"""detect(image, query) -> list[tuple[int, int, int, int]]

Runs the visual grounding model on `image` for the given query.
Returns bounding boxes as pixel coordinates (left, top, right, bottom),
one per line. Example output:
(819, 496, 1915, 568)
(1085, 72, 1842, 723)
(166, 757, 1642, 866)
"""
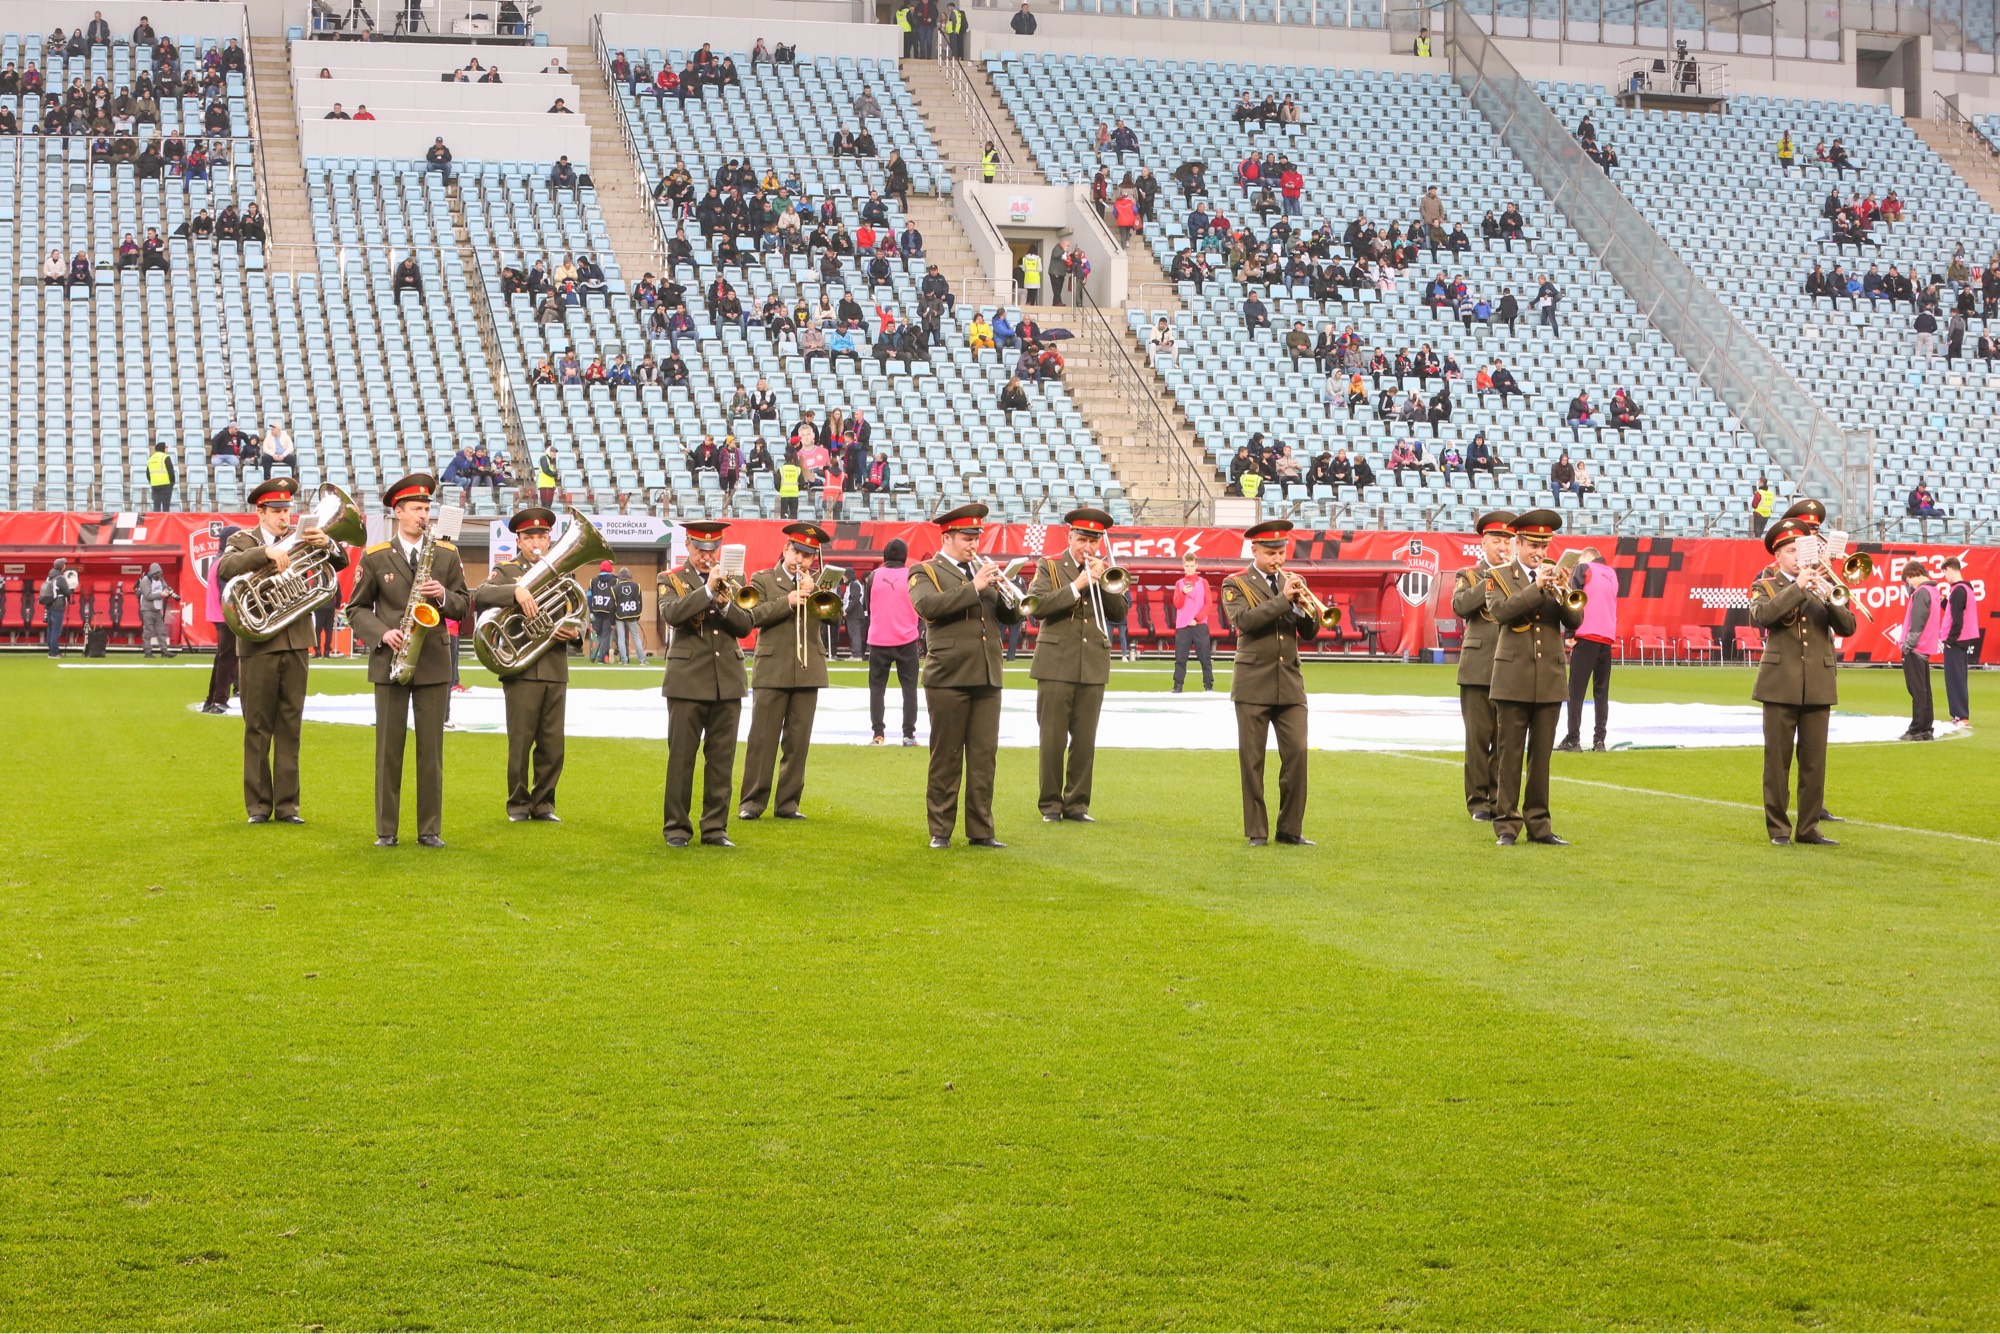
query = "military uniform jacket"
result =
(1451, 560, 1499, 688)
(1026, 552, 1129, 685)
(1750, 575, 1855, 707)
(471, 559, 573, 684)
(1485, 562, 1585, 704)
(215, 526, 350, 657)
(909, 555, 1023, 689)
(345, 538, 470, 686)
(658, 561, 753, 700)
(1222, 567, 1319, 706)
(746, 566, 829, 689)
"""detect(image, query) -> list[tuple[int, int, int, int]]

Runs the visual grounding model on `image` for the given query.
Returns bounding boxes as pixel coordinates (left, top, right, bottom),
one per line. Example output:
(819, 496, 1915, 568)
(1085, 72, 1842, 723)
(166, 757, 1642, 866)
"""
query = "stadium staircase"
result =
(1908, 112, 2000, 214)
(902, 54, 1217, 519)
(248, 36, 313, 272)
(573, 75, 670, 280)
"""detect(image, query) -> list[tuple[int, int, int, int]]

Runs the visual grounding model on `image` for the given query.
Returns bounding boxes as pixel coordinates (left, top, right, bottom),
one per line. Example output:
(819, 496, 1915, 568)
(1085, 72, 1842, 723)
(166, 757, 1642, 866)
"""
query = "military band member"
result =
(1750, 517, 1855, 846)
(471, 507, 579, 822)
(1751, 497, 1845, 826)
(214, 476, 349, 824)
(659, 520, 755, 847)
(1220, 518, 1320, 846)
(1026, 507, 1127, 823)
(738, 522, 832, 821)
(1485, 508, 1584, 847)
(1452, 509, 1515, 823)
(909, 503, 1022, 848)
(344, 474, 470, 847)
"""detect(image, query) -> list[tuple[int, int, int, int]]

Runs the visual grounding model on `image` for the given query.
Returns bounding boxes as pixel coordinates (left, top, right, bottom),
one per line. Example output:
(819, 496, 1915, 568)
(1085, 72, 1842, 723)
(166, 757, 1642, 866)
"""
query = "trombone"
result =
(1276, 565, 1342, 630)
(1804, 549, 1875, 621)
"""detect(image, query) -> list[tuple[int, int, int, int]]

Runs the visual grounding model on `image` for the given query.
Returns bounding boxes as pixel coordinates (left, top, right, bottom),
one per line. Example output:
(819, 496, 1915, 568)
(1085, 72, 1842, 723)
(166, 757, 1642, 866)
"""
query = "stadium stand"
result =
(1560, 85, 2000, 531)
(585, 37, 1126, 522)
(987, 53, 1757, 533)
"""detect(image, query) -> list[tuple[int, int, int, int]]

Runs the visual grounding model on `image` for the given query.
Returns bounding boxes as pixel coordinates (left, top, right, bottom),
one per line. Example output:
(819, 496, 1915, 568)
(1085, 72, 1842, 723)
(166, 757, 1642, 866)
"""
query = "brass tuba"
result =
(472, 508, 615, 677)
(223, 482, 366, 642)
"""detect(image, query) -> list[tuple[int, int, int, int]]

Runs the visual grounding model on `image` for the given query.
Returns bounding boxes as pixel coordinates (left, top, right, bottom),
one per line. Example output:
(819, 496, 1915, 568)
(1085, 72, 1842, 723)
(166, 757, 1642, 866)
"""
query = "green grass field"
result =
(3, 654, 1997, 1330)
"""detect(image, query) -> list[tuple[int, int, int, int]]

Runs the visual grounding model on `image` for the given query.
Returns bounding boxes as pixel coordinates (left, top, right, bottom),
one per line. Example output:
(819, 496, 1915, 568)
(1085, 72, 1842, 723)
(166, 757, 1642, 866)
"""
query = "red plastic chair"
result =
(1680, 623, 1720, 664)
(1732, 624, 1766, 662)
(1629, 623, 1675, 664)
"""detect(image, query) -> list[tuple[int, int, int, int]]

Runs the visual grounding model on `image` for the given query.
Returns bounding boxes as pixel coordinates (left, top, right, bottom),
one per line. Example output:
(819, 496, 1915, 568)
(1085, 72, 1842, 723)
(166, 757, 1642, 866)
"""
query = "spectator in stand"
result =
(1550, 449, 1583, 503)
(1497, 287, 1520, 331)
(1573, 457, 1596, 496)
(550, 156, 578, 194)
(1148, 316, 1177, 363)
(392, 256, 423, 295)
(1907, 479, 1945, 518)
(1011, 1, 1038, 34)
(255, 421, 295, 482)
(1607, 388, 1642, 436)
(425, 136, 453, 181)
(1243, 290, 1270, 333)
(1940, 557, 1980, 726)
(1467, 432, 1501, 481)
(1000, 375, 1030, 425)
(323, 102, 350, 120)
(1829, 138, 1854, 176)
(1565, 391, 1597, 444)
(1914, 306, 1938, 360)
(1490, 359, 1523, 406)
(1536, 274, 1562, 331)
(1558, 549, 1620, 752)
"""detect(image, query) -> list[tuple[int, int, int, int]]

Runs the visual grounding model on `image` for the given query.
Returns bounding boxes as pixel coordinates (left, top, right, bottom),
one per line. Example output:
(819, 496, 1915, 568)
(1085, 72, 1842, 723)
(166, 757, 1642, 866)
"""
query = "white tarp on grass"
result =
(295, 687, 1941, 752)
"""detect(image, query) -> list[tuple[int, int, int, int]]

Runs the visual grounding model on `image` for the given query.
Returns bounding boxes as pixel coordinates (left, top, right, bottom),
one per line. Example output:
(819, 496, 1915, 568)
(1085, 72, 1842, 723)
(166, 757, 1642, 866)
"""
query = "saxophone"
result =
(387, 521, 442, 685)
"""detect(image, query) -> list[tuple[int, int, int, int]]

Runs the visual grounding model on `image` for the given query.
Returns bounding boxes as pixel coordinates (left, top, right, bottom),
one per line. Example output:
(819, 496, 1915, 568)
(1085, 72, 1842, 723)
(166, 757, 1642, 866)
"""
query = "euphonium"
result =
(809, 566, 849, 621)
(222, 482, 365, 641)
(471, 508, 614, 677)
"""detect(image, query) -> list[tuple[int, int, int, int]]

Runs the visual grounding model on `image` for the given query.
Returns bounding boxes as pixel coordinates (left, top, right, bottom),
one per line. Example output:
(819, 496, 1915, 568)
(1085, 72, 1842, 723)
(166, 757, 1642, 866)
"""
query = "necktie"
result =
(959, 561, 974, 581)
(1267, 573, 1280, 595)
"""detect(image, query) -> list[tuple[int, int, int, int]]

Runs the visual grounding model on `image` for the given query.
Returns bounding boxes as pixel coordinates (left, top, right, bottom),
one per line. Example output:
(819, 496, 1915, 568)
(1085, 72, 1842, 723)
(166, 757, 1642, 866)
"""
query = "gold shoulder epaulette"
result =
(366, 540, 392, 553)
(916, 563, 942, 590)
(435, 540, 456, 550)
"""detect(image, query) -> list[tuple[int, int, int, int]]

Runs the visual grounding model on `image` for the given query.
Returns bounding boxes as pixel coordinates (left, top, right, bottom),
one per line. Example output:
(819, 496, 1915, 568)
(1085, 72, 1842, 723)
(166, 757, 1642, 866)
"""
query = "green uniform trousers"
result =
(374, 681, 449, 839)
(664, 697, 740, 842)
(503, 679, 566, 819)
(239, 648, 307, 819)
(1036, 679, 1104, 819)
(1762, 702, 1830, 841)
(739, 686, 818, 817)
(1235, 701, 1309, 841)
(1492, 699, 1559, 841)
(1460, 684, 1498, 817)
(926, 685, 1001, 841)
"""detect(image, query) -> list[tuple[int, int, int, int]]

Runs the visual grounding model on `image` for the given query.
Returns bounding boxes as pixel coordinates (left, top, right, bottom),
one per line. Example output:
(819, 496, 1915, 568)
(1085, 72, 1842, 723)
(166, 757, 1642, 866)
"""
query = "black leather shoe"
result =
(665, 835, 690, 847)
(1591, 741, 1607, 752)
(1247, 836, 1269, 847)
(1529, 833, 1570, 846)
(375, 836, 398, 847)
(1275, 833, 1316, 846)
(775, 811, 807, 820)
(1770, 835, 1792, 846)
(508, 814, 532, 822)
(929, 836, 951, 849)
(1820, 811, 1845, 823)
(417, 835, 447, 848)
(1471, 810, 1495, 822)
(1065, 813, 1096, 823)
(274, 814, 305, 825)
(1555, 738, 1582, 752)
(246, 813, 271, 824)
(532, 813, 562, 822)
(737, 808, 761, 820)
(701, 836, 736, 848)
(1042, 814, 1061, 822)
(968, 837, 1007, 848)
(1796, 833, 1840, 846)
(1495, 833, 1518, 846)
(200, 703, 228, 715)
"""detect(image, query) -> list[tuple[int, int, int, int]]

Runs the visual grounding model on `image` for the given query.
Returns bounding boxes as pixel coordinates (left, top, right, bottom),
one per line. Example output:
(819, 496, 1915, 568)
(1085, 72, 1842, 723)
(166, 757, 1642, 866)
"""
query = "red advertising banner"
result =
(1, 512, 1990, 662)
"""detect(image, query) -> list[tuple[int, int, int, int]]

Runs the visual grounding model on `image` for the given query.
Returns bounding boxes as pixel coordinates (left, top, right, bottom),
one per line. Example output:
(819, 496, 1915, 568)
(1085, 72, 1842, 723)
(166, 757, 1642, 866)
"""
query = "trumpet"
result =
(979, 557, 1032, 608)
(718, 543, 761, 610)
(1542, 550, 1588, 612)
(1278, 566, 1342, 630)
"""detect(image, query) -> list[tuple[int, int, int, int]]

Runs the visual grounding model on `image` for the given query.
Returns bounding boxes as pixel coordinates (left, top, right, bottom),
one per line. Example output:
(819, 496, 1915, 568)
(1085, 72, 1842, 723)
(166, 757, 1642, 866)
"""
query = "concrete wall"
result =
(295, 78, 578, 111)
(958, 181, 1129, 305)
(299, 115, 590, 159)
(598, 8, 897, 59)
(0, 0, 248, 40)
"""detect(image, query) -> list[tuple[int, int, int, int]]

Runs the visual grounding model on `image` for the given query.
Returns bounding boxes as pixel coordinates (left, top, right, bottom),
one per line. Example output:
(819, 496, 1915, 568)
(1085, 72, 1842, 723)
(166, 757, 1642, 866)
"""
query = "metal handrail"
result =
(1075, 282, 1213, 523)
(590, 13, 673, 279)
(1443, 0, 1874, 530)
(1932, 90, 2000, 197)
(937, 46, 1014, 170)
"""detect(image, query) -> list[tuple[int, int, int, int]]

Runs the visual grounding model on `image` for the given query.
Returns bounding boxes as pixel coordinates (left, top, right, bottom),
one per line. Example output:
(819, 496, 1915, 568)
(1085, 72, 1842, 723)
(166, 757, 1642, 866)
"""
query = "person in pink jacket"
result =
(1558, 549, 1621, 751)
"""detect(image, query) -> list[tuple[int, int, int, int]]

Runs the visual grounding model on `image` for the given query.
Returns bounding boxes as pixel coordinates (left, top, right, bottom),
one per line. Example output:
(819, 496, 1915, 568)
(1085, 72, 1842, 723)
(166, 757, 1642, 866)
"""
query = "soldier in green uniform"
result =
(909, 503, 1022, 848)
(214, 476, 349, 824)
(1026, 507, 1126, 823)
(471, 507, 580, 822)
(739, 522, 832, 822)
(344, 474, 470, 848)
(1451, 509, 1514, 823)
(1220, 518, 1321, 847)
(1749, 497, 1845, 826)
(659, 519, 755, 847)
(1750, 517, 1855, 846)
(1484, 508, 1585, 847)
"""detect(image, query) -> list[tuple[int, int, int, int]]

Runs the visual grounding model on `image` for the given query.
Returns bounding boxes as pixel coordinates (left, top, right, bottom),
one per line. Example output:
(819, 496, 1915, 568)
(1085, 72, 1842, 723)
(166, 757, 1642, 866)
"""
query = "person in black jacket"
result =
(586, 562, 620, 663)
(1011, 1, 1037, 33)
